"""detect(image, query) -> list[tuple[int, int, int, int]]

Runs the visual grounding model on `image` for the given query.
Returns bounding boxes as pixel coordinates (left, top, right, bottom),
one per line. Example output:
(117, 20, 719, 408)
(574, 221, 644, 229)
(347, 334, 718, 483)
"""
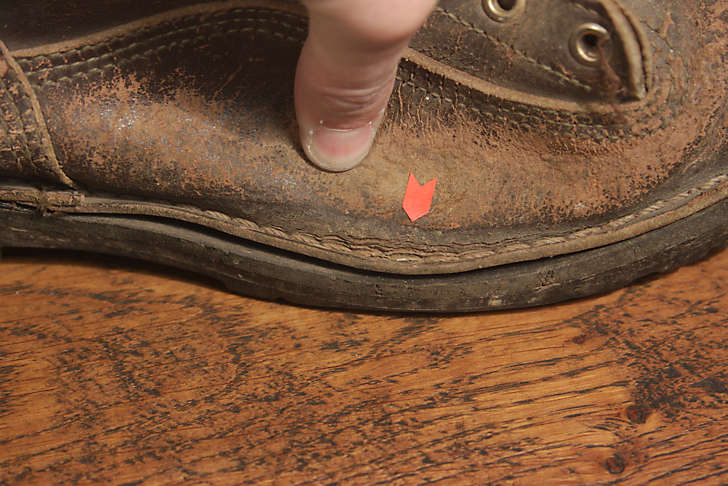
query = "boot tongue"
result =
(412, 0, 649, 103)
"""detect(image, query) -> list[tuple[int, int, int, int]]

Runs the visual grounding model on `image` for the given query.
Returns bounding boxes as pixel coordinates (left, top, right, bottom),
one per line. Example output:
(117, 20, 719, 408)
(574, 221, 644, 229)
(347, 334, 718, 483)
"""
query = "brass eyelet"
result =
(482, 0, 526, 22)
(569, 23, 611, 66)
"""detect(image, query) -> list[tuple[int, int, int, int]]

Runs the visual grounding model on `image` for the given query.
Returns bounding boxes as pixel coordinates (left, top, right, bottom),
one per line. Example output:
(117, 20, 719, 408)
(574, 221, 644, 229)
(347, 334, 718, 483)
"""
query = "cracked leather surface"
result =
(0, 0, 726, 274)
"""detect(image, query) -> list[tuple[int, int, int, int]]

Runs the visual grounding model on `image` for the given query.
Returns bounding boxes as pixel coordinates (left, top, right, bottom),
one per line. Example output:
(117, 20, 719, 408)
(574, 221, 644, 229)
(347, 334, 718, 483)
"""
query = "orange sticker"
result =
(402, 173, 437, 222)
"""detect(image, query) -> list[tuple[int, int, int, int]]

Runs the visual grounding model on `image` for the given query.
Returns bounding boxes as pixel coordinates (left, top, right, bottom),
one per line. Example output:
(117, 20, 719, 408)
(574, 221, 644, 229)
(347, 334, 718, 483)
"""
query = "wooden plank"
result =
(0, 248, 726, 485)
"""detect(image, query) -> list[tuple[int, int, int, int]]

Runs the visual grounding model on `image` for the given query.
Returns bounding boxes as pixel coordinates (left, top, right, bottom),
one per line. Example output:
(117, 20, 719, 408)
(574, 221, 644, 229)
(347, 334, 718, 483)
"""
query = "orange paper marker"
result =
(402, 173, 437, 222)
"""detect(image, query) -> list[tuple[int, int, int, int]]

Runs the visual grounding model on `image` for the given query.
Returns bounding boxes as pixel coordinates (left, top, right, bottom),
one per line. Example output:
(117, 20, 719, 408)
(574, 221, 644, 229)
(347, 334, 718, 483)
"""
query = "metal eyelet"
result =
(569, 23, 611, 66)
(482, 0, 526, 22)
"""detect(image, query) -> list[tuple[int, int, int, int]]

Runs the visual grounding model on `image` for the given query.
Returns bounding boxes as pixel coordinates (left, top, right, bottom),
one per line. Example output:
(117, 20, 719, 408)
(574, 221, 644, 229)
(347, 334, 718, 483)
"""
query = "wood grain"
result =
(0, 247, 727, 485)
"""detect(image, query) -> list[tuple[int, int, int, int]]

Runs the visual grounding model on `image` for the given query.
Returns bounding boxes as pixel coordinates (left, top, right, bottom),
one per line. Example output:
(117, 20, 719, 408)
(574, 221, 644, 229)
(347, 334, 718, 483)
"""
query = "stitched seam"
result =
(0, 69, 47, 175)
(27, 28, 673, 139)
(134, 171, 728, 258)
(13, 172, 725, 263)
(20, 5, 673, 135)
(394, 62, 676, 139)
(2, 45, 77, 186)
(20, 10, 305, 76)
(434, 6, 592, 91)
(397, 19, 679, 139)
(26, 26, 302, 88)
(395, 78, 621, 134)
(430, 2, 676, 125)
(0, 77, 32, 165)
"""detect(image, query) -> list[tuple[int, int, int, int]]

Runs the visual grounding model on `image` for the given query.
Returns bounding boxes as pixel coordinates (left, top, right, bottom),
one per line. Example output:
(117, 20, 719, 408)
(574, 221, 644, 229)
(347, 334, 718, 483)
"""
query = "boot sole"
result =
(1, 188, 726, 312)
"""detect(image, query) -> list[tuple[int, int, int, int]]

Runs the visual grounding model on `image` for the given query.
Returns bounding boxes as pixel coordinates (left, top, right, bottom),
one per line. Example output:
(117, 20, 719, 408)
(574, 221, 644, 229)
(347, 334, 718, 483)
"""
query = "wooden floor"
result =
(1, 246, 727, 485)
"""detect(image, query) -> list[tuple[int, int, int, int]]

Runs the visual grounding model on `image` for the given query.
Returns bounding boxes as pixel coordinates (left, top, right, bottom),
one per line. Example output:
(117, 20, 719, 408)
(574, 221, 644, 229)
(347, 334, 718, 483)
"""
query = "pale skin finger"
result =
(295, 0, 437, 171)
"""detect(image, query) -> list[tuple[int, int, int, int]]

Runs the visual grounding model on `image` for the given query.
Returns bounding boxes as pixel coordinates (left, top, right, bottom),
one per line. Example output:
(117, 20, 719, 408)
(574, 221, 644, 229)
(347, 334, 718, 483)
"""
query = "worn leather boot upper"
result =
(1, 0, 726, 274)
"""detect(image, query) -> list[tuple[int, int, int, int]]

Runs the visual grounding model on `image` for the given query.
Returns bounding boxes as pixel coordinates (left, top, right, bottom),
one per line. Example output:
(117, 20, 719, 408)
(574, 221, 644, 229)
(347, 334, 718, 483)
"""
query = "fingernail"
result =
(301, 119, 378, 172)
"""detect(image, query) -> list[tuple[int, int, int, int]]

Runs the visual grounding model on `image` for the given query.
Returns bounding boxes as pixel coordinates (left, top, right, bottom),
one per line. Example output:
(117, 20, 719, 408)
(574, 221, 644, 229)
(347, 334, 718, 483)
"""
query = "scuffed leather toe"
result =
(0, 0, 726, 310)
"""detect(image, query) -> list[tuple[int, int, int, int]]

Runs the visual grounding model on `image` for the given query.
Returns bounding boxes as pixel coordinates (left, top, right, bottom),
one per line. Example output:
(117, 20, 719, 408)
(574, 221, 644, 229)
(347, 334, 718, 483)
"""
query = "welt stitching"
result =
(26, 172, 727, 262)
(23, 13, 306, 77)
(433, 7, 592, 91)
(200, 170, 725, 257)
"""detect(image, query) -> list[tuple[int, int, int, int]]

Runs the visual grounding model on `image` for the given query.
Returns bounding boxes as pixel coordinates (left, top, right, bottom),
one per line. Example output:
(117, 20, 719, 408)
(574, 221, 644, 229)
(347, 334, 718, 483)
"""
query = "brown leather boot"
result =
(1, 0, 726, 312)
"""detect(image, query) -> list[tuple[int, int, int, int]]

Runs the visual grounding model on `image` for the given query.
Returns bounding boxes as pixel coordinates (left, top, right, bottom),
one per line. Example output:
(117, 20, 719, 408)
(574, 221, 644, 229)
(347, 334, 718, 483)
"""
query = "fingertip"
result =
(299, 119, 376, 172)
